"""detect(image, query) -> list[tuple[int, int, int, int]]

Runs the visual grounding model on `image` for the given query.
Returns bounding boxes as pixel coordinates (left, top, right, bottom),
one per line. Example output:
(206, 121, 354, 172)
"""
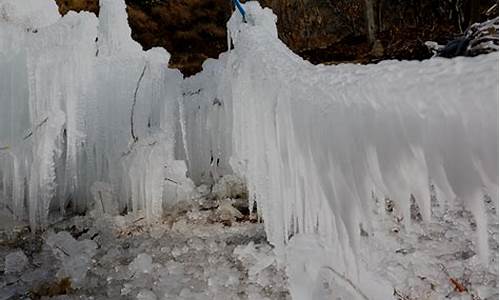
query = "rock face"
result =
(55, 0, 496, 75)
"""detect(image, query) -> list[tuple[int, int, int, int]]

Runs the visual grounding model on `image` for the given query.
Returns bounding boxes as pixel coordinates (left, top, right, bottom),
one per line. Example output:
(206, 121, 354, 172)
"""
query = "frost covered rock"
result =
(211, 175, 247, 200)
(428, 17, 499, 58)
(4, 250, 28, 274)
(216, 200, 244, 223)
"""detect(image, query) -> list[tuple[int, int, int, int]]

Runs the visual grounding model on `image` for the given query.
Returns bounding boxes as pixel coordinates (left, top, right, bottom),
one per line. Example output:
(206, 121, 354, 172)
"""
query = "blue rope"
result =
(232, 0, 246, 22)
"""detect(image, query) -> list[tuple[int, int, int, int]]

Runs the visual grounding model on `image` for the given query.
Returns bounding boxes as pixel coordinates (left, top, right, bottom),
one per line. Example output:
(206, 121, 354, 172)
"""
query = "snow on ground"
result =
(0, 186, 497, 299)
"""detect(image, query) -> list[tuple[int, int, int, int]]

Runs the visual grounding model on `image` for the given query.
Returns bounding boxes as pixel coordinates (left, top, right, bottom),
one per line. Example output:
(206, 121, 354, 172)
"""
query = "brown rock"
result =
(369, 39, 384, 58)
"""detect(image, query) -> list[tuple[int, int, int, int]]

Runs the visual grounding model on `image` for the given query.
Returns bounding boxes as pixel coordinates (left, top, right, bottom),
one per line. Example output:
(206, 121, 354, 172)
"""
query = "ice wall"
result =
(216, 2, 498, 298)
(181, 57, 233, 185)
(0, 0, 192, 228)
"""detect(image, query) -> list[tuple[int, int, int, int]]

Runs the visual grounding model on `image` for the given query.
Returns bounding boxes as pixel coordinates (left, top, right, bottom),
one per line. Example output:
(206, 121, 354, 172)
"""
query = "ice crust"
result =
(0, 0, 497, 299)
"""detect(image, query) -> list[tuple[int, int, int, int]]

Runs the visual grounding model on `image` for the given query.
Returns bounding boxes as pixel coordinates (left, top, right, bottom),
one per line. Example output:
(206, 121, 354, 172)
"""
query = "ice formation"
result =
(0, 0, 192, 228)
(215, 3, 498, 298)
(181, 57, 233, 185)
(0, 0, 498, 299)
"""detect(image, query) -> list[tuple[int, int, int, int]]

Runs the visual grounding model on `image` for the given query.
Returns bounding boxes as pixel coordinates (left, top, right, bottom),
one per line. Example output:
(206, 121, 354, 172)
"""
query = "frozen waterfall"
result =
(0, 0, 497, 299)
(0, 0, 193, 228)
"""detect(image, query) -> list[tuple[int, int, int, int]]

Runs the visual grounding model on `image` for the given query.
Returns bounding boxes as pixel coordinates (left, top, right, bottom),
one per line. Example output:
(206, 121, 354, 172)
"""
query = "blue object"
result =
(232, 0, 246, 22)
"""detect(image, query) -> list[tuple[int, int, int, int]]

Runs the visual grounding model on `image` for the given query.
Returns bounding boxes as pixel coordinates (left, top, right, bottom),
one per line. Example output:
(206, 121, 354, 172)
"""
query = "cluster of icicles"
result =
(0, 1, 497, 299)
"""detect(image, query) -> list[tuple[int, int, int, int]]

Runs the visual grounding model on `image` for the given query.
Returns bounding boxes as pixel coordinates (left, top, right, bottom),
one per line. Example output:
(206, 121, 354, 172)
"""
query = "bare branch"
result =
(164, 177, 179, 185)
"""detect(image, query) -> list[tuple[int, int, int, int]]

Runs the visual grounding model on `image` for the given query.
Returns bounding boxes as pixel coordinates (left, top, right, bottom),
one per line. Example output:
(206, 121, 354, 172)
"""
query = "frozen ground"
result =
(0, 190, 290, 300)
(0, 188, 497, 299)
(358, 195, 498, 299)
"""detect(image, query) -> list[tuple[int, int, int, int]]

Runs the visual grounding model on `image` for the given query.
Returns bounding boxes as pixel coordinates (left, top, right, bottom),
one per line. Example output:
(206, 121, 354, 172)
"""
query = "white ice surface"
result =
(219, 2, 497, 298)
(0, 0, 60, 29)
(0, 0, 191, 228)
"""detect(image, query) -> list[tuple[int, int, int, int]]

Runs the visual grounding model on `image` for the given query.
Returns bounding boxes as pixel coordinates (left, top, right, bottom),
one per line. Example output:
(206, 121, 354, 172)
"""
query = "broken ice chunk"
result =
(187, 237, 205, 252)
(211, 174, 248, 200)
(217, 200, 244, 223)
(234, 242, 275, 280)
(4, 250, 28, 274)
(45, 231, 97, 285)
(137, 289, 157, 300)
(129, 253, 153, 275)
(164, 160, 196, 204)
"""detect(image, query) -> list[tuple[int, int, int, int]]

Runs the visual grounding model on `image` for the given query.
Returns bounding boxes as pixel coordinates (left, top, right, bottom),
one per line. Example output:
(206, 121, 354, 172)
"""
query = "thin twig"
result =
(165, 177, 179, 185)
(0, 117, 50, 151)
(393, 288, 412, 300)
(98, 191, 105, 214)
(55, 245, 70, 257)
(131, 64, 148, 142)
(23, 117, 49, 140)
(322, 266, 370, 300)
(133, 217, 145, 224)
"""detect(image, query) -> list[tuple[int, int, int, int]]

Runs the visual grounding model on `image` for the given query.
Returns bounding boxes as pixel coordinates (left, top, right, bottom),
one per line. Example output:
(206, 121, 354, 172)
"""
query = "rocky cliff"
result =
(56, 0, 497, 75)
